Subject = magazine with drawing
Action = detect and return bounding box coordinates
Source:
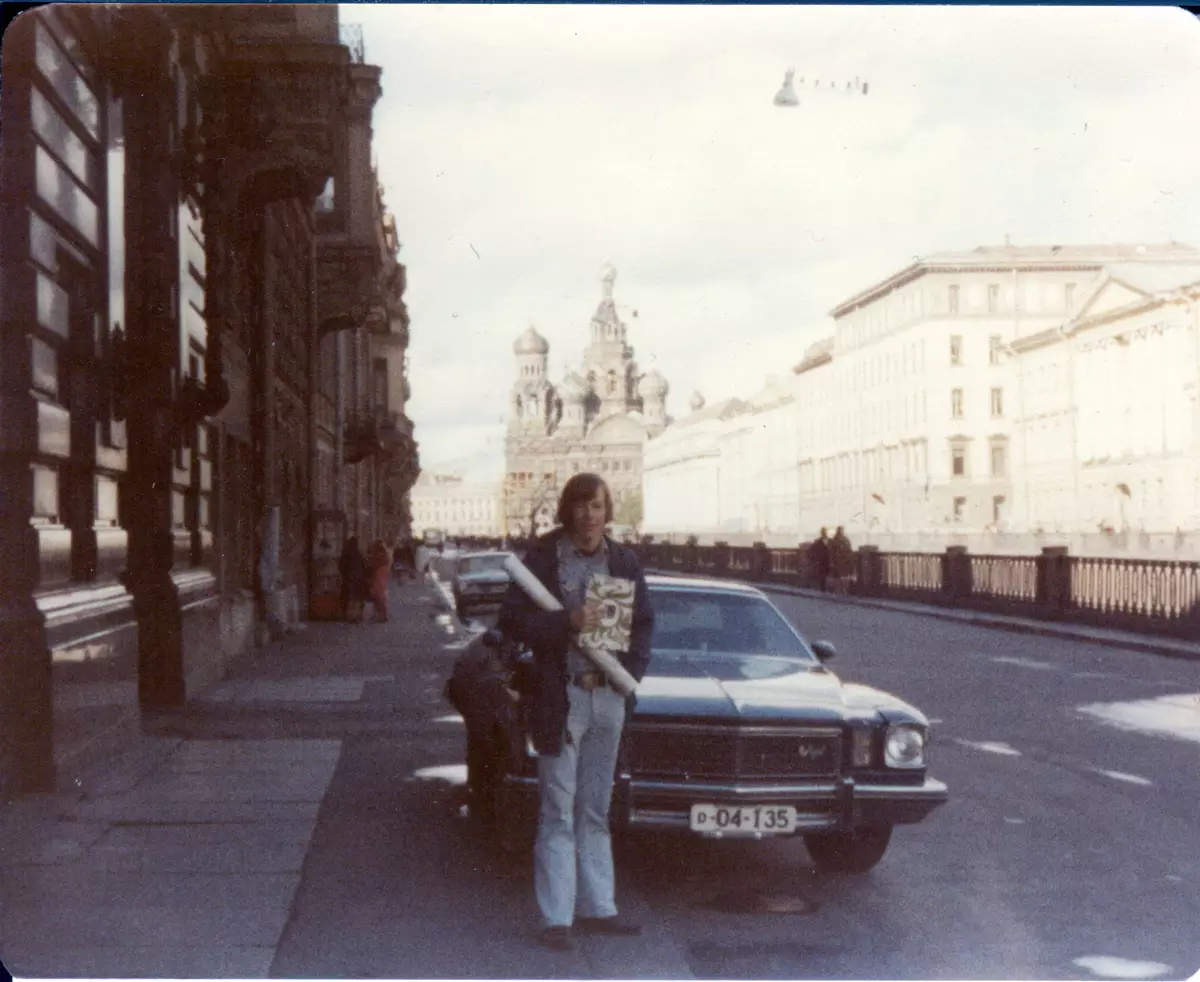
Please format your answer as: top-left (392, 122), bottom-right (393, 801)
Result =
top-left (578, 574), bottom-right (636, 653)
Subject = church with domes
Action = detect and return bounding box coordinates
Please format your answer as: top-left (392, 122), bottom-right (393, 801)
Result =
top-left (504, 264), bottom-right (670, 536)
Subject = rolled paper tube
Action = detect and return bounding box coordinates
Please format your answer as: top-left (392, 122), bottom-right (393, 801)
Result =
top-left (503, 554), bottom-right (639, 696)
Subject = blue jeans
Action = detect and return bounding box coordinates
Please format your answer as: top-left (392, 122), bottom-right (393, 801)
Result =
top-left (534, 682), bottom-right (626, 928)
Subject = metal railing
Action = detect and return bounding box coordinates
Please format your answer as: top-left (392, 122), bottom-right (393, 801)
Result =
top-left (633, 539), bottom-right (1200, 642)
top-left (879, 552), bottom-right (943, 594)
top-left (1070, 557), bottom-right (1200, 624)
top-left (971, 554), bottom-right (1038, 603)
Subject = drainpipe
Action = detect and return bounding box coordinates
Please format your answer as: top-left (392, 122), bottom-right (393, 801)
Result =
top-left (334, 332), bottom-right (345, 513)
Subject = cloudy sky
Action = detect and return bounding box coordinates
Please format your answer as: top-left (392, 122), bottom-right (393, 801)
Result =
top-left (349, 4), bottom-right (1200, 483)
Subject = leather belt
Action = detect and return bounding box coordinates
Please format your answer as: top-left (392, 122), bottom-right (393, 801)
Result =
top-left (571, 670), bottom-right (609, 691)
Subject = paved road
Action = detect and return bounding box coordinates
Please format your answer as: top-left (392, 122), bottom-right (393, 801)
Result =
top-left (619, 589), bottom-right (1200, 981)
top-left (262, 577), bottom-right (1200, 981)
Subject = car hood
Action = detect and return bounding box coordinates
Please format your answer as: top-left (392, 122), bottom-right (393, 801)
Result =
top-left (457, 570), bottom-right (510, 586)
top-left (633, 651), bottom-right (922, 725)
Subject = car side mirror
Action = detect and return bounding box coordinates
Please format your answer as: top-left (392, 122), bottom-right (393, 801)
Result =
top-left (811, 640), bottom-right (837, 663)
top-left (481, 628), bottom-right (506, 649)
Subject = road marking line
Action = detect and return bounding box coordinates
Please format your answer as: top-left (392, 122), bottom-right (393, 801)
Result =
top-left (1089, 768), bottom-right (1153, 787)
top-left (1078, 693), bottom-right (1200, 745)
top-left (952, 739), bottom-right (1022, 757)
top-left (991, 656), bottom-right (1059, 670)
top-left (1073, 956), bottom-right (1172, 979)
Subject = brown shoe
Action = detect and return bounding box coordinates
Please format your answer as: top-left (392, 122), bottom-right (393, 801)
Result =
top-left (539, 926), bottom-right (575, 951)
top-left (576, 916), bottom-right (642, 936)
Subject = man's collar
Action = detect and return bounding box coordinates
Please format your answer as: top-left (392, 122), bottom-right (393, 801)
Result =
top-left (560, 534), bottom-right (608, 559)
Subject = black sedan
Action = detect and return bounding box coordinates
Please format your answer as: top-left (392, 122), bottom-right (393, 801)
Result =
top-left (451, 551), bottom-right (514, 619)
top-left (443, 575), bottom-right (948, 873)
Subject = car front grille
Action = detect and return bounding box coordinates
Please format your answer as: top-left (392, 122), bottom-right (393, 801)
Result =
top-left (625, 724), bottom-right (842, 779)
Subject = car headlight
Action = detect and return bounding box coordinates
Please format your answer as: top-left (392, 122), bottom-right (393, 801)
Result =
top-left (884, 724), bottom-right (926, 769)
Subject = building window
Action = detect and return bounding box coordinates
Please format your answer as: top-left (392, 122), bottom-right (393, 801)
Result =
top-left (951, 444), bottom-right (967, 477)
top-left (950, 335), bottom-right (962, 365)
top-left (987, 283), bottom-right (1000, 313)
top-left (990, 442), bottom-right (1008, 477)
top-left (989, 335), bottom-right (1002, 365)
top-left (948, 284), bottom-right (960, 314)
top-left (951, 388), bottom-right (964, 419)
top-left (993, 495), bottom-right (1006, 523)
top-left (1065, 282), bottom-right (1076, 310)
top-left (991, 387), bottom-right (1003, 417)
top-left (952, 496), bottom-right (966, 522)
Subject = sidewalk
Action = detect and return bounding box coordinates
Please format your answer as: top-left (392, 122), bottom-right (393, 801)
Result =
top-left (0, 580), bottom-right (452, 979)
top-left (0, 578), bottom-right (695, 980)
top-left (647, 568), bottom-right (1200, 662)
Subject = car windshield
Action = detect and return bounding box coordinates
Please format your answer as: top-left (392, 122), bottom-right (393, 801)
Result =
top-left (649, 588), bottom-right (814, 661)
top-left (459, 554), bottom-right (510, 575)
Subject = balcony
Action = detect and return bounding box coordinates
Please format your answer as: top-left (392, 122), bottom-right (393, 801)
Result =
top-left (344, 410), bottom-right (415, 464)
top-left (379, 411), bottom-right (416, 459)
top-left (343, 411), bottom-right (383, 463)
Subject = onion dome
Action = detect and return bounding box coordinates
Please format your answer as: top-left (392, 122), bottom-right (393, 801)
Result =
top-left (513, 325), bottom-right (549, 355)
top-left (637, 370), bottom-right (669, 400)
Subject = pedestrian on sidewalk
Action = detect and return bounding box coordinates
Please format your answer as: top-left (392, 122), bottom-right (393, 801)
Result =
top-left (810, 527), bottom-right (832, 592)
top-left (339, 536), bottom-right (367, 622)
top-left (393, 538), bottom-right (415, 582)
top-left (366, 539), bottom-right (391, 622)
top-left (831, 525), bottom-right (854, 594)
top-left (498, 472), bottom-right (654, 953)
top-left (415, 540), bottom-right (434, 581)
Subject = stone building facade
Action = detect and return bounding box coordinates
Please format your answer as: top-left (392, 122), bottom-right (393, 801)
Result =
top-left (503, 265), bottom-right (668, 536)
top-left (1009, 263), bottom-right (1200, 538)
top-left (410, 472), bottom-right (503, 539)
top-left (642, 242), bottom-right (1200, 550)
top-left (0, 5), bottom-right (417, 794)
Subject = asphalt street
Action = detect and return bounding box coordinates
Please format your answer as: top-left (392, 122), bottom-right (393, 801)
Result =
top-left (397, 573), bottom-right (1200, 981)
top-left (623, 588), bottom-right (1200, 981)
top-left (8, 570), bottom-right (1196, 980)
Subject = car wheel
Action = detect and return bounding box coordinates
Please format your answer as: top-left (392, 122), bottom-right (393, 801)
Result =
top-left (804, 825), bottom-right (892, 874)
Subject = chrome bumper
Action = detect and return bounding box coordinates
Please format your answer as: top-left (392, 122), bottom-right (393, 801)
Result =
top-left (504, 774), bottom-right (948, 833)
top-left (626, 775), bottom-right (948, 833)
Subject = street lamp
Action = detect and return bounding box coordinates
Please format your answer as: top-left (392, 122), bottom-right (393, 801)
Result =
top-left (773, 69), bottom-right (870, 107)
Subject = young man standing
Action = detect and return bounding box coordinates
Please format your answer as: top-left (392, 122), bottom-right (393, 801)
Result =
top-left (498, 473), bottom-right (655, 952)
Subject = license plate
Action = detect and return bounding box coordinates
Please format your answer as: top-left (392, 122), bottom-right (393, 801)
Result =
top-left (689, 804), bottom-right (796, 834)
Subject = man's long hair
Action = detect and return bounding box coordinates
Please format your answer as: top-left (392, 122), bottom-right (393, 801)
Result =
top-left (555, 472), bottom-right (614, 530)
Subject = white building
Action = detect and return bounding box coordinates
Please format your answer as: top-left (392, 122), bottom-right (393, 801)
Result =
top-left (642, 376), bottom-right (801, 540)
top-left (1010, 263), bottom-right (1200, 536)
top-left (642, 393), bottom-right (748, 536)
top-left (410, 471), bottom-right (503, 538)
top-left (644, 241), bottom-right (1200, 548)
top-left (796, 242), bottom-right (1200, 539)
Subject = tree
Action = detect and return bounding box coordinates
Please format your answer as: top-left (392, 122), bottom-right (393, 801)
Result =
top-left (614, 488), bottom-right (643, 529)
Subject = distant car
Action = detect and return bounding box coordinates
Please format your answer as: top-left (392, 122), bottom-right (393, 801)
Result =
top-left (451, 551), bottom-right (514, 619)
top-left (444, 575), bottom-right (948, 872)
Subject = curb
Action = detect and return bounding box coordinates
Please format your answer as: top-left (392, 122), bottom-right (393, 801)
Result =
top-left (647, 569), bottom-right (1200, 662)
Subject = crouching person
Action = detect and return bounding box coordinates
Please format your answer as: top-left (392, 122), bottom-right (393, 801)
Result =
top-left (497, 473), bottom-right (654, 952)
